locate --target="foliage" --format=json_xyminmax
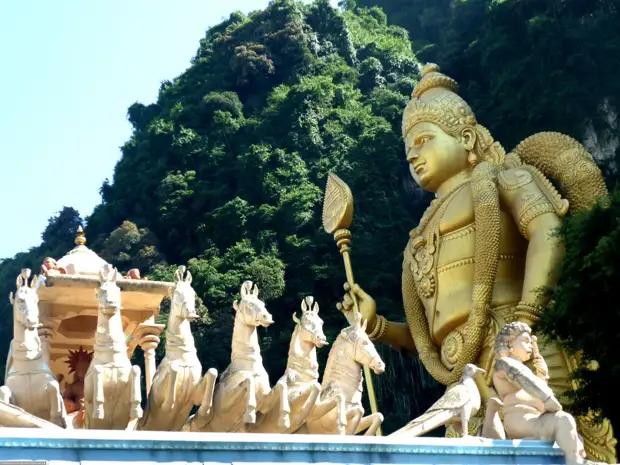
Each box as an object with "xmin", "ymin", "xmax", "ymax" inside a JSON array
[{"xmin": 538, "ymin": 190, "xmax": 620, "ymax": 429}]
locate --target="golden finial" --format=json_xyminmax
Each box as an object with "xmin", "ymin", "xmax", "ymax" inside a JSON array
[{"xmin": 75, "ymin": 225, "xmax": 86, "ymax": 246}]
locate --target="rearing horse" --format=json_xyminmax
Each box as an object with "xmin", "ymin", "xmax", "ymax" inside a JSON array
[
  {"xmin": 296, "ymin": 311, "xmax": 385, "ymax": 436},
  {"xmin": 248, "ymin": 296, "xmax": 328, "ymax": 434},
  {"xmin": 84, "ymin": 264, "xmax": 142, "ymax": 430},
  {"xmin": 0, "ymin": 269, "xmax": 66, "ymax": 427},
  {"xmin": 189, "ymin": 280, "xmax": 274, "ymax": 432},
  {"xmin": 139, "ymin": 265, "xmax": 218, "ymax": 431}
]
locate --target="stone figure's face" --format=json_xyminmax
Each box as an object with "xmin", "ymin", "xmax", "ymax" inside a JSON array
[
  {"xmin": 405, "ymin": 122, "xmax": 470, "ymax": 192},
  {"xmin": 510, "ymin": 331, "xmax": 533, "ymax": 362}
]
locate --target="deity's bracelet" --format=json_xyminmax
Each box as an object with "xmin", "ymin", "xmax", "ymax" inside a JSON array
[{"xmin": 369, "ymin": 315, "xmax": 388, "ymax": 342}]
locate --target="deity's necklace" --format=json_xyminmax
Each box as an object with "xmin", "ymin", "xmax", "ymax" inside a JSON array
[{"xmin": 409, "ymin": 176, "xmax": 472, "ymax": 241}]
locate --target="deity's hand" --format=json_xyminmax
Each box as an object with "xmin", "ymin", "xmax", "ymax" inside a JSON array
[{"xmin": 336, "ymin": 283, "xmax": 377, "ymax": 331}]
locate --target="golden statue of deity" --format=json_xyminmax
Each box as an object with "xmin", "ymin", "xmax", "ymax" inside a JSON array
[{"xmin": 337, "ymin": 63, "xmax": 617, "ymax": 462}]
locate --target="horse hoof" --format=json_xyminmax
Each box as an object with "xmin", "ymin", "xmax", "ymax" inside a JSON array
[
  {"xmin": 94, "ymin": 407, "xmax": 105, "ymax": 419},
  {"xmin": 131, "ymin": 406, "xmax": 143, "ymax": 419},
  {"xmin": 243, "ymin": 411, "xmax": 256, "ymax": 424},
  {"xmin": 279, "ymin": 414, "xmax": 291, "ymax": 429}
]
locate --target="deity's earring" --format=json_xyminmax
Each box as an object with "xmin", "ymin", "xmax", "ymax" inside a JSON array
[{"xmin": 467, "ymin": 152, "xmax": 478, "ymax": 166}]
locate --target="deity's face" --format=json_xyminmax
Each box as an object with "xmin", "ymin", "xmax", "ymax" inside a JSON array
[
  {"xmin": 510, "ymin": 331, "xmax": 533, "ymax": 362},
  {"xmin": 405, "ymin": 122, "xmax": 471, "ymax": 192}
]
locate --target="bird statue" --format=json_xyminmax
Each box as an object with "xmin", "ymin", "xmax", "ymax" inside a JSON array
[{"xmin": 389, "ymin": 363, "xmax": 486, "ymax": 438}]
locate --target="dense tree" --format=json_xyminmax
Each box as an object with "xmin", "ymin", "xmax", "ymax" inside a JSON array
[{"xmin": 538, "ymin": 191, "xmax": 620, "ymax": 431}]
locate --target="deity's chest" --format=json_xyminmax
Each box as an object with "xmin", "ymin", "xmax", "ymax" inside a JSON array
[{"xmin": 407, "ymin": 189, "xmax": 476, "ymax": 300}]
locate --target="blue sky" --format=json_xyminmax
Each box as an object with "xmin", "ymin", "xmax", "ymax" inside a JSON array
[{"xmin": 0, "ymin": 0, "xmax": 337, "ymax": 259}]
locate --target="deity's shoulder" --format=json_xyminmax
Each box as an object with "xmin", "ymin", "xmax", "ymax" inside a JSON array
[{"xmin": 496, "ymin": 165, "xmax": 569, "ymax": 238}]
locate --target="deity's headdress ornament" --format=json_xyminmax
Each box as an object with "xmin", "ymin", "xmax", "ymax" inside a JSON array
[
  {"xmin": 402, "ymin": 63, "xmax": 505, "ymax": 165},
  {"xmin": 402, "ymin": 63, "xmax": 477, "ymax": 139}
]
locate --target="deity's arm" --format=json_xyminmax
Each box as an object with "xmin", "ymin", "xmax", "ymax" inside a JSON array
[
  {"xmin": 497, "ymin": 167, "xmax": 568, "ymax": 323},
  {"xmin": 370, "ymin": 262, "xmax": 418, "ymax": 355}
]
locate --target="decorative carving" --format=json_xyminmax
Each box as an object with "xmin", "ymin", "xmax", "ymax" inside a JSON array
[
  {"xmin": 187, "ymin": 281, "xmax": 285, "ymax": 433},
  {"xmin": 139, "ymin": 265, "xmax": 218, "ymax": 432},
  {"xmin": 248, "ymin": 296, "xmax": 328, "ymax": 434},
  {"xmin": 0, "ymin": 269, "xmax": 66, "ymax": 428},
  {"xmin": 83, "ymin": 264, "xmax": 143, "ymax": 430},
  {"xmin": 295, "ymin": 311, "xmax": 385, "ymax": 436},
  {"xmin": 40, "ymin": 257, "xmax": 67, "ymax": 277},
  {"xmin": 391, "ymin": 363, "xmax": 486, "ymax": 438}
]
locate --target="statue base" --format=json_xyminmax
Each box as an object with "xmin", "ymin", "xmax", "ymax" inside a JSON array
[{"xmin": 0, "ymin": 428, "xmax": 567, "ymax": 464}]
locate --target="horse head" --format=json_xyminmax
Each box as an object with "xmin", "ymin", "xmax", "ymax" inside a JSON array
[
  {"xmin": 96, "ymin": 264, "xmax": 121, "ymax": 316},
  {"xmin": 338, "ymin": 312, "xmax": 385, "ymax": 375},
  {"xmin": 292, "ymin": 296, "xmax": 328, "ymax": 348},
  {"xmin": 9, "ymin": 269, "xmax": 40, "ymax": 329},
  {"xmin": 233, "ymin": 280, "xmax": 273, "ymax": 328},
  {"xmin": 171, "ymin": 265, "xmax": 198, "ymax": 321}
]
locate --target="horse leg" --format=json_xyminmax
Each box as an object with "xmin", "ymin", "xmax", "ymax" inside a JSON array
[
  {"xmin": 355, "ymin": 412, "xmax": 384, "ymax": 436},
  {"xmin": 256, "ymin": 379, "xmax": 290, "ymax": 429},
  {"xmin": 48, "ymin": 379, "xmax": 67, "ymax": 428},
  {"xmin": 291, "ymin": 383, "xmax": 320, "ymax": 429},
  {"xmin": 93, "ymin": 366, "xmax": 105, "ymax": 420},
  {"xmin": 345, "ymin": 405, "xmax": 364, "ymax": 435},
  {"xmin": 194, "ymin": 368, "xmax": 218, "ymax": 419},
  {"xmin": 307, "ymin": 393, "xmax": 346, "ymax": 435},
  {"xmin": 0, "ymin": 385, "xmax": 12, "ymax": 404},
  {"xmin": 243, "ymin": 376, "xmax": 257, "ymax": 424},
  {"xmin": 162, "ymin": 366, "xmax": 178, "ymax": 411},
  {"xmin": 129, "ymin": 365, "xmax": 143, "ymax": 419}
]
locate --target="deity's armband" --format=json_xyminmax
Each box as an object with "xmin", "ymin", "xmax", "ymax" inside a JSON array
[{"xmin": 497, "ymin": 166, "xmax": 569, "ymax": 239}]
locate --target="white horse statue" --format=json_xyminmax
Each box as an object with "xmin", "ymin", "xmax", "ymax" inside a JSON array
[
  {"xmin": 188, "ymin": 280, "xmax": 279, "ymax": 432},
  {"xmin": 83, "ymin": 264, "xmax": 142, "ymax": 430},
  {"xmin": 0, "ymin": 269, "xmax": 66, "ymax": 427},
  {"xmin": 295, "ymin": 312, "xmax": 385, "ymax": 435},
  {"xmin": 139, "ymin": 265, "xmax": 218, "ymax": 431},
  {"xmin": 248, "ymin": 296, "xmax": 328, "ymax": 434}
]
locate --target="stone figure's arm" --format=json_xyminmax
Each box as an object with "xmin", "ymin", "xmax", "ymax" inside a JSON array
[
  {"xmin": 497, "ymin": 167, "xmax": 568, "ymax": 323},
  {"xmin": 495, "ymin": 358, "xmax": 561, "ymax": 412}
]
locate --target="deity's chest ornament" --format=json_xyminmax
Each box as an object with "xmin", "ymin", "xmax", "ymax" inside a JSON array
[{"xmin": 408, "ymin": 180, "xmax": 470, "ymax": 299}]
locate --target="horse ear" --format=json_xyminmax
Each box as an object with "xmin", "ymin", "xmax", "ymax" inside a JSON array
[
  {"xmin": 185, "ymin": 270, "xmax": 192, "ymax": 284},
  {"xmin": 301, "ymin": 298, "xmax": 308, "ymax": 313},
  {"xmin": 361, "ymin": 318, "xmax": 368, "ymax": 332},
  {"xmin": 233, "ymin": 299, "xmax": 239, "ymax": 312},
  {"xmin": 241, "ymin": 281, "xmax": 252, "ymax": 297},
  {"xmin": 292, "ymin": 312, "xmax": 300, "ymax": 325},
  {"xmin": 175, "ymin": 265, "xmax": 185, "ymax": 283},
  {"xmin": 30, "ymin": 275, "xmax": 38, "ymax": 289},
  {"xmin": 111, "ymin": 267, "xmax": 119, "ymax": 282},
  {"xmin": 252, "ymin": 284, "xmax": 259, "ymax": 297},
  {"xmin": 9, "ymin": 292, "xmax": 14, "ymax": 305},
  {"xmin": 99, "ymin": 266, "xmax": 106, "ymax": 283},
  {"xmin": 16, "ymin": 273, "xmax": 23, "ymax": 290}
]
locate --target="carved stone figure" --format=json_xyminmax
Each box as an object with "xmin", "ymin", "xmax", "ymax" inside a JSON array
[
  {"xmin": 248, "ymin": 296, "xmax": 328, "ymax": 434},
  {"xmin": 59, "ymin": 346, "xmax": 93, "ymax": 424},
  {"xmin": 295, "ymin": 311, "xmax": 385, "ymax": 436},
  {"xmin": 139, "ymin": 265, "xmax": 217, "ymax": 431},
  {"xmin": 125, "ymin": 268, "xmax": 148, "ymax": 280},
  {"xmin": 188, "ymin": 280, "xmax": 286, "ymax": 432},
  {"xmin": 391, "ymin": 363, "xmax": 486, "ymax": 438},
  {"xmin": 0, "ymin": 269, "xmax": 67, "ymax": 428},
  {"xmin": 491, "ymin": 322, "xmax": 611, "ymax": 465},
  {"xmin": 336, "ymin": 63, "xmax": 615, "ymax": 460},
  {"xmin": 40, "ymin": 257, "xmax": 67, "ymax": 277},
  {"xmin": 83, "ymin": 264, "xmax": 143, "ymax": 430}
]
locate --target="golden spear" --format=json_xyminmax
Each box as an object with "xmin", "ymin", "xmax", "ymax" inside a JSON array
[{"xmin": 322, "ymin": 171, "xmax": 382, "ymax": 436}]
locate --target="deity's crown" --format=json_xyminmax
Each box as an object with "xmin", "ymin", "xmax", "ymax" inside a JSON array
[{"xmin": 402, "ymin": 63, "xmax": 477, "ymax": 139}]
